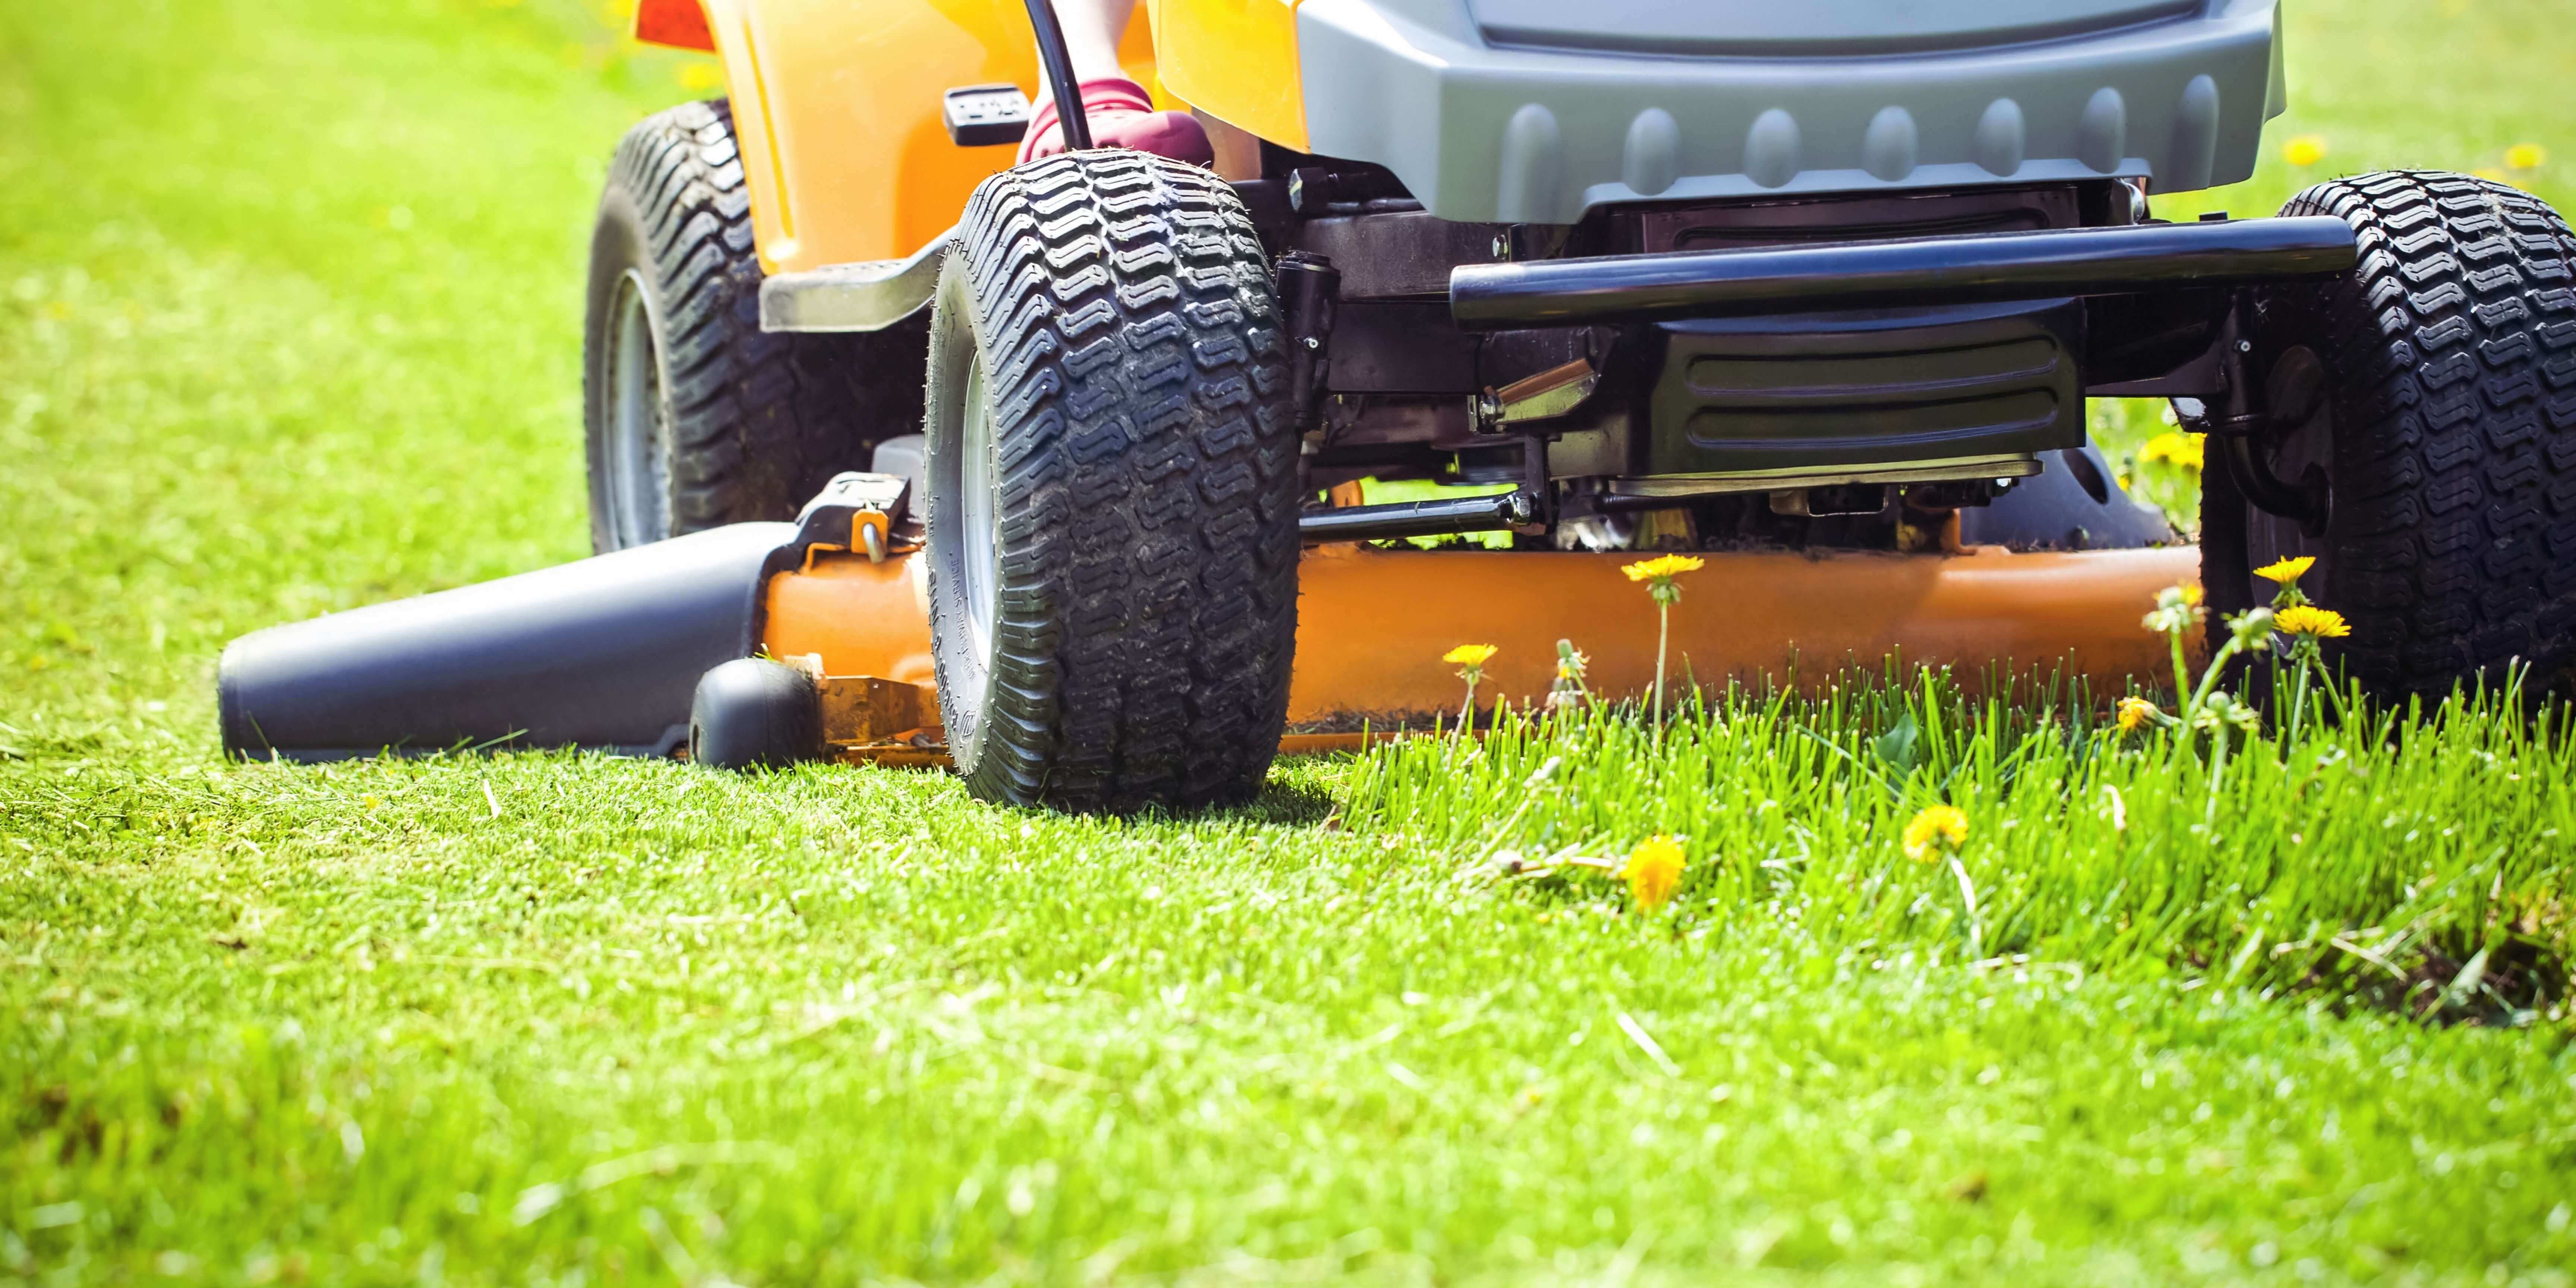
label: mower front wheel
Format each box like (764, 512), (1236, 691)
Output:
(922, 152), (1301, 812)
(2206, 171), (2576, 700)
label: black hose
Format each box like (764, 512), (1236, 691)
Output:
(1021, 0), (1092, 152)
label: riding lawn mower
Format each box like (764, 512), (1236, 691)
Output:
(220, 0), (2576, 812)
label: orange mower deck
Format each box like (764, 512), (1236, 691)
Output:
(763, 542), (2198, 761)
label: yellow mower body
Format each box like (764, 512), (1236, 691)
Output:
(634, 0), (1235, 275)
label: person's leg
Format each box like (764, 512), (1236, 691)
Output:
(1017, 0), (1211, 165)
(1051, 0), (1134, 88)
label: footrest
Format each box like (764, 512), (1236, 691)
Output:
(758, 231), (951, 333)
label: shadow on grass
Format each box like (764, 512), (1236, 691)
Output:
(1229, 776), (1340, 827)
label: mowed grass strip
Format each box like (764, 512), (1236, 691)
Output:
(6, 0), (2576, 1284)
(10, 741), (2576, 1285)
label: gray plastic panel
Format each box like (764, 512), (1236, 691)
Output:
(1469, 0), (2199, 58)
(1295, 0), (2279, 224)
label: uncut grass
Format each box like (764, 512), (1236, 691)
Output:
(1347, 674), (2575, 1017)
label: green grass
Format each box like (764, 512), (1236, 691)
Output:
(6, 1), (2576, 1283)
(1356, 671), (2573, 1014)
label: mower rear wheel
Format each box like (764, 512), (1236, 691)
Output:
(2204, 171), (2576, 699)
(583, 100), (926, 552)
(922, 152), (1300, 811)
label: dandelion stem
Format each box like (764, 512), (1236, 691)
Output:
(2184, 632), (2245, 733)
(2287, 648), (2310, 739)
(1652, 599), (1670, 742)
(2168, 631), (2192, 714)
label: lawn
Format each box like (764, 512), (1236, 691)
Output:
(5, 1), (2575, 1284)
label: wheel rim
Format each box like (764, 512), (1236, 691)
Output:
(602, 269), (673, 548)
(2242, 344), (2333, 571)
(956, 351), (1002, 714)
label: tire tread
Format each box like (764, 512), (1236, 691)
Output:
(583, 100), (926, 547)
(931, 152), (1298, 811)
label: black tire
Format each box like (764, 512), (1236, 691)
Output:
(583, 100), (927, 552)
(2204, 171), (2576, 700)
(922, 152), (1300, 812)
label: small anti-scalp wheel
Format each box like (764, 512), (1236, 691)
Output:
(2204, 171), (2576, 699)
(921, 151), (1300, 811)
(688, 659), (820, 771)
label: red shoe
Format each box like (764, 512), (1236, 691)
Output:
(1016, 76), (1213, 167)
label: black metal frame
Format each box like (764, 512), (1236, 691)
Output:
(1297, 489), (1535, 542)
(2195, 302), (2331, 534)
(966, 11), (2358, 545)
(1246, 162), (2362, 543)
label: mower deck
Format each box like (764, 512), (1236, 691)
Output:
(764, 540), (2197, 760)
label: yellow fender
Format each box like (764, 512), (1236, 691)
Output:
(632, 0), (1189, 275)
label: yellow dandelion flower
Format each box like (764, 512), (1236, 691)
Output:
(2115, 696), (2159, 733)
(1901, 805), (1969, 862)
(2179, 582), (2204, 607)
(1621, 554), (1707, 583)
(1624, 835), (1686, 912)
(1443, 643), (1499, 667)
(2139, 431), (2206, 471)
(2283, 135), (2328, 167)
(2506, 143), (2549, 171)
(2253, 556), (2315, 585)
(2274, 604), (2351, 638)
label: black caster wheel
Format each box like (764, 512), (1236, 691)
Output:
(687, 658), (821, 771)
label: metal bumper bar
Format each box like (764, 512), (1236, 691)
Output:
(1449, 216), (2359, 331)
(1297, 490), (1537, 543)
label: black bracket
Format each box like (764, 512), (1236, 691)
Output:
(763, 471), (911, 577)
(2199, 297), (2330, 536)
(1275, 251), (1339, 436)
(1513, 428), (1553, 536)
(943, 84), (1032, 147)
